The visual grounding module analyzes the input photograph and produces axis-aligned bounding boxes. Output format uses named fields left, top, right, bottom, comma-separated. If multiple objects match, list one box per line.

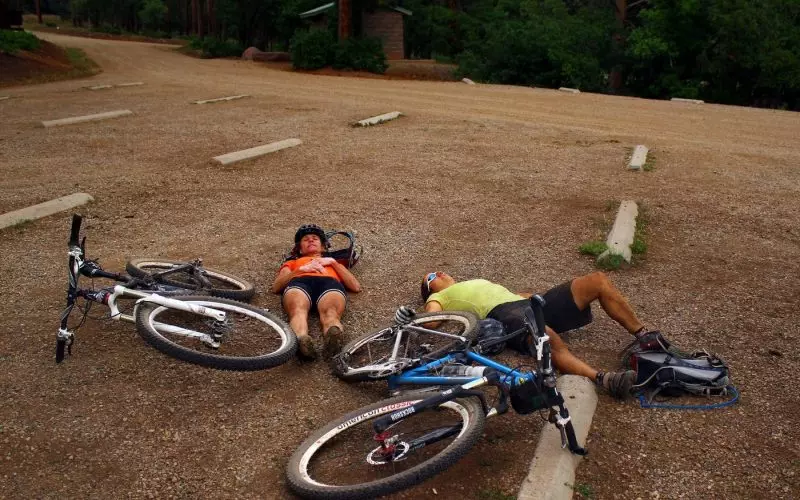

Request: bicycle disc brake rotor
left=366, top=442, right=411, bottom=465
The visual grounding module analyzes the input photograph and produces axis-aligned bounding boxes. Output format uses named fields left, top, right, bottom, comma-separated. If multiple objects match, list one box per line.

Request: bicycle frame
left=387, top=350, right=536, bottom=391
left=57, top=215, right=230, bottom=361
left=372, top=296, right=587, bottom=456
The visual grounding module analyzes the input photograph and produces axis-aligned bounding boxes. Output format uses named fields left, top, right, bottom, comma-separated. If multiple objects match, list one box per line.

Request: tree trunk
left=338, top=0, right=351, bottom=40
left=196, top=0, right=204, bottom=37
left=35, top=0, right=42, bottom=24
left=608, top=0, right=627, bottom=92
left=207, top=0, right=215, bottom=37
left=191, top=0, right=198, bottom=35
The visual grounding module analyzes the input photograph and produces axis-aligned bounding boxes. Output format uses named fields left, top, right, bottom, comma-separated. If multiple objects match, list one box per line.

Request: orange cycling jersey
left=281, top=257, right=342, bottom=282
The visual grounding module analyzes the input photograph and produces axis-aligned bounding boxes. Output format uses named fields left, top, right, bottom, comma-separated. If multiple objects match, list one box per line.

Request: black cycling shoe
left=597, top=370, right=636, bottom=400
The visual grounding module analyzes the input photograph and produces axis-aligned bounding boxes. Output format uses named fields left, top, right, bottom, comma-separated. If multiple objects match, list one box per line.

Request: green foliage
left=196, top=37, right=244, bottom=58
left=0, top=30, right=41, bottom=55
left=290, top=29, right=335, bottom=70
left=579, top=241, right=609, bottom=257
left=138, top=0, right=167, bottom=32
left=631, top=237, right=647, bottom=255
left=477, top=488, right=516, bottom=500
left=333, top=37, right=388, bottom=73
left=455, top=0, right=615, bottom=89
left=597, top=252, right=625, bottom=271
left=291, top=30, right=387, bottom=74
left=626, top=0, right=800, bottom=108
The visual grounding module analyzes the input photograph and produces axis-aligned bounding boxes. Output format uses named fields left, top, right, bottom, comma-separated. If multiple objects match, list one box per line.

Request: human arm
left=330, top=261, right=361, bottom=293
left=314, top=257, right=361, bottom=292
left=424, top=300, right=443, bottom=313
left=271, top=266, right=300, bottom=294
left=271, top=259, right=326, bottom=294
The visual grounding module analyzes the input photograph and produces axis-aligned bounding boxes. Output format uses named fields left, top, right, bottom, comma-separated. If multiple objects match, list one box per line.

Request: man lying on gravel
left=396, top=271, right=660, bottom=399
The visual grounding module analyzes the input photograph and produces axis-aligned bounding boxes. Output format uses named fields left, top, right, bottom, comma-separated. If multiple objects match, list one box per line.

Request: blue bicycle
left=287, top=297, right=586, bottom=499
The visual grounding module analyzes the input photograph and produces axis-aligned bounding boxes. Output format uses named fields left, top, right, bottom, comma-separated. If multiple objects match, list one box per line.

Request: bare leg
left=317, top=292, right=346, bottom=333
left=318, top=292, right=346, bottom=359
left=570, top=272, right=645, bottom=335
left=282, top=289, right=312, bottom=337
left=547, top=327, right=598, bottom=379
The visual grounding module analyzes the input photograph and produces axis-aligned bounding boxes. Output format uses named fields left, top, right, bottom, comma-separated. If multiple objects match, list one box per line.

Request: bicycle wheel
left=126, top=258, right=255, bottom=301
left=134, top=295, right=296, bottom=370
left=332, top=311, right=478, bottom=383
left=286, top=393, right=485, bottom=499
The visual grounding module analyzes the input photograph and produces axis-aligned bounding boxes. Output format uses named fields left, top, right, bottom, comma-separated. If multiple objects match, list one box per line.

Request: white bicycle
left=56, top=214, right=297, bottom=370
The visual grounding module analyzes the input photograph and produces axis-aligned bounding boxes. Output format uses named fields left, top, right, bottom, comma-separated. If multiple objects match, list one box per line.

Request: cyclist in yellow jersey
left=400, top=271, right=659, bottom=399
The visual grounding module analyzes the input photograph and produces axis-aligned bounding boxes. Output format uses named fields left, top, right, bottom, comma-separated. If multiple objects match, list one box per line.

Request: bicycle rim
left=135, top=296, right=296, bottom=370
left=287, top=394, right=485, bottom=499
left=334, top=311, right=478, bottom=382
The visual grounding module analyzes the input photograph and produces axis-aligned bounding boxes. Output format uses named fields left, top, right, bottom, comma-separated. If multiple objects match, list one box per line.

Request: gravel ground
left=0, top=33, right=798, bottom=500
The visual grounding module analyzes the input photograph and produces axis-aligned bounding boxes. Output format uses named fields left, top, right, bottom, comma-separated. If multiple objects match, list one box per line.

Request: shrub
left=0, top=30, right=41, bottom=55
left=190, top=37, right=242, bottom=58
left=578, top=241, right=608, bottom=257
left=291, top=29, right=335, bottom=70
left=333, top=37, right=387, bottom=74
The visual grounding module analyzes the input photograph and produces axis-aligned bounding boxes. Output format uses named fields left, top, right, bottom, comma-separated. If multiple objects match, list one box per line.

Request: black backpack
left=283, top=229, right=362, bottom=269
left=620, top=332, right=737, bottom=409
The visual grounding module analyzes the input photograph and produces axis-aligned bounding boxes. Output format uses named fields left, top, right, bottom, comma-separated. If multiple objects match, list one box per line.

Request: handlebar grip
left=56, top=338, right=66, bottom=363
left=69, top=214, right=82, bottom=247
left=564, top=421, right=587, bottom=456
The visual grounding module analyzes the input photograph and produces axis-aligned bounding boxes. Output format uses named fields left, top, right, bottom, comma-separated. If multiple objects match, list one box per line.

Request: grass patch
left=631, top=203, right=650, bottom=257
left=579, top=240, right=608, bottom=256
left=596, top=252, right=625, bottom=270
left=478, top=488, right=516, bottom=500
left=64, top=47, right=100, bottom=75
left=566, top=482, right=594, bottom=498
left=0, top=30, right=41, bottom=54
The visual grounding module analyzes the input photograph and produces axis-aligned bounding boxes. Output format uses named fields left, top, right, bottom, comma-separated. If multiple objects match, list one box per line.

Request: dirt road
left=1, top=33, right=798, bottom=499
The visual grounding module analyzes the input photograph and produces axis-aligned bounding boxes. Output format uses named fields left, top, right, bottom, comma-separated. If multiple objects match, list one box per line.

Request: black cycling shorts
left=487, top=280, right=592, bottom=352
left=283, top=276, right=346, bottom=309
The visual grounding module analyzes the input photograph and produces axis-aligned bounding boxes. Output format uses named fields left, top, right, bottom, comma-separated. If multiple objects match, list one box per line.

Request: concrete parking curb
left=558, top=87, right=581, bottom=94
left=213, top=138, right=302, bottom=165
left=598, top=200, right=638, bottom=263
left=628, top=145, right=649, bottom=170
left=354, top=111, right=403, bottom=127
left=518, top=375, right=598, bottom=500
left=671, top=97, right=704, bottom=104
left=193, top=95, right=250, bottom=104
left=86, top=82, right=144, bottom=90
left=0, top=96, right=11, bottom=101
left=42, top=110, right=133, bottom=128
left=0, top=193, right=94, bottom=230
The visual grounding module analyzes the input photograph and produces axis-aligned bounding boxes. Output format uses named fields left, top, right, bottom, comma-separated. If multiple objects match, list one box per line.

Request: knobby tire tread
left=126, top=258, right=255, bottom=301
left=286, top=393, right=485, bottom=499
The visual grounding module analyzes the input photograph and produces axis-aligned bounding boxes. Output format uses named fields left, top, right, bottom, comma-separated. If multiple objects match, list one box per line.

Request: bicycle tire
left=286, top=393, right=485, bottom=499
left=126, top=258, right=255, bottom=301
left=134, top=295, right=296, bottom=370
left=332, top=311, right=479, bottom=383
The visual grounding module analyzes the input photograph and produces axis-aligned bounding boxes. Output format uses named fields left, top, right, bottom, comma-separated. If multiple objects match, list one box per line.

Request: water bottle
left=440, top=365, right=487, bottom=377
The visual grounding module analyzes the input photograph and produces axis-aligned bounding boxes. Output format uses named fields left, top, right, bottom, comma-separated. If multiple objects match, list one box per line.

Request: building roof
left=299, top=2, right=412, bottom=18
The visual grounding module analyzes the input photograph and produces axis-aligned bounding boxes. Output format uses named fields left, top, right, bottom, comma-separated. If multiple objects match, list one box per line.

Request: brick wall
left=362, top=10, right=405, bottom=60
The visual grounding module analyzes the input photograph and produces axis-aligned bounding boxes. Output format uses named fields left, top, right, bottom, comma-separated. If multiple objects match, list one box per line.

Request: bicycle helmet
left=475, top=318, right=507, bottom=355
left=294, top=224, right=328, bottom=246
